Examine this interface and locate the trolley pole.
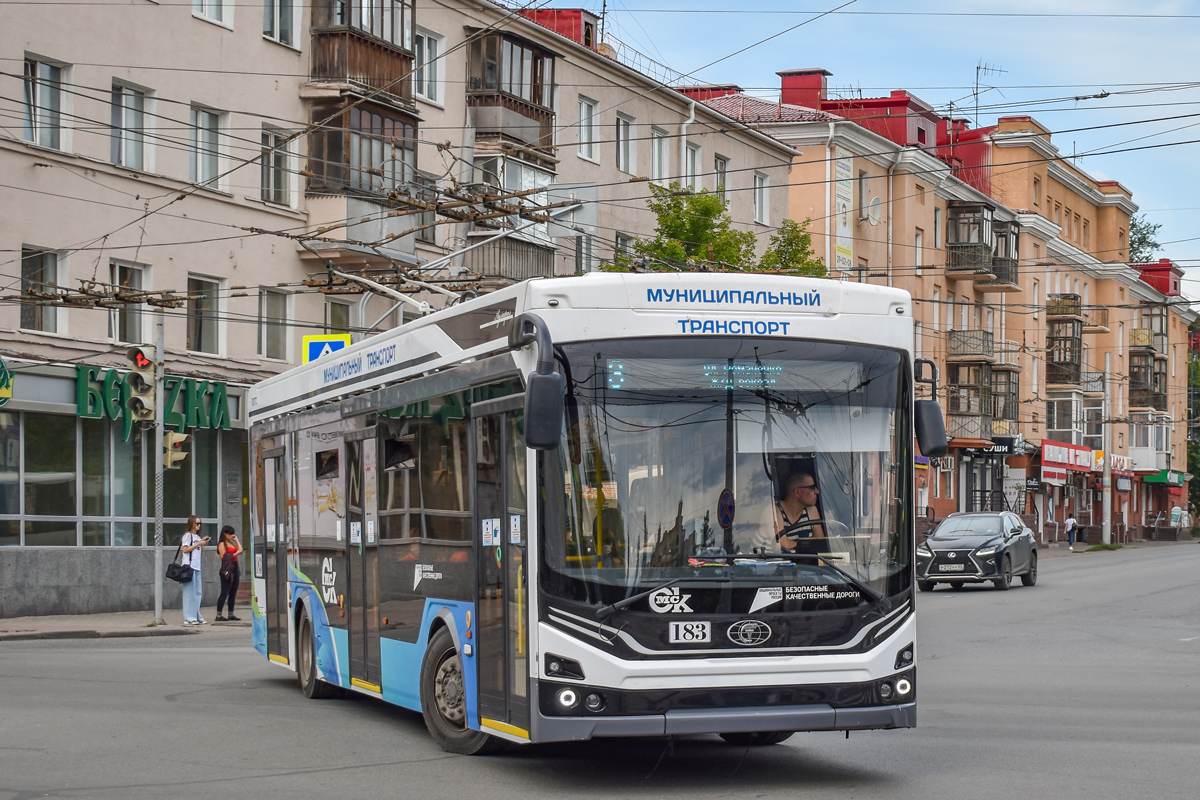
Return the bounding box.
[153,310,166,625]
[1102,352,1113,545]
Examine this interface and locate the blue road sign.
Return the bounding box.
[302,334,352,364]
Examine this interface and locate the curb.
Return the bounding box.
[0,628,196,642]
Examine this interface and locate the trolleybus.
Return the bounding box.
[248,272,947,753]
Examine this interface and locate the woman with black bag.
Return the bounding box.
[215,525,243,622]
[181,515,210,626]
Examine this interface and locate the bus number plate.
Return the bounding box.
[669,621,711,643]
[939,564,965,572]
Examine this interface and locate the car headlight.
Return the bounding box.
[916,544,932,557]
[975,547,998,558]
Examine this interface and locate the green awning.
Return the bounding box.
[1142,469,1185,486]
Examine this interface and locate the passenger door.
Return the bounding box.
[473,398,530,739]
[262,448,289,664]
[345,432,382,691]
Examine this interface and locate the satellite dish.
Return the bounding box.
[868,197,882,226]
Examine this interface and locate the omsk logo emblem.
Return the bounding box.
[0,356,12,407]
[649,586,693,613]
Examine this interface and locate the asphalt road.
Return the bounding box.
[2,544,1198,800]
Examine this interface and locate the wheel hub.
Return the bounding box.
[434,655,466,725]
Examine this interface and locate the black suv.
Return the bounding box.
[916,512,1037,591]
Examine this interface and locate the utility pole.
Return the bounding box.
[153,310,166,625]
[1102,352,1113,545]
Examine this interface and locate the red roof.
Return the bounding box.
[702,94,838,124]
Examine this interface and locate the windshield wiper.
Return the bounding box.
[594,576,731,620]
[703,553,892,612]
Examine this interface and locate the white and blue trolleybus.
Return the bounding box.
[247,272,948,753]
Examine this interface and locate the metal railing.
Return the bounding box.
[946,242,993,274]
[1080,371,1105,394]
[1047,362,1082,385]
[947,329,995,360]
[994,339,1020,369]
[979,256,1018,286]
[1047,293,1082,317]
[1130,327,1168,354]
[310,27,414,104]
[463,236,555,282]
[1082,305,1109,331]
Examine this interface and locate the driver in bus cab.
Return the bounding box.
[770,471,826,553]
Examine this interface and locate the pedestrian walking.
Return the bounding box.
[1065,513,1078,552]
[181,515,210,625]
[215,525,243,621]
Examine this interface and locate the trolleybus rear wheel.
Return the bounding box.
[297,605,339,699]
[719,731,794,746]
[420,627,505,755]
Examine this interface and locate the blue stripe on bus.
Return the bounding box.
[377,600,479,727]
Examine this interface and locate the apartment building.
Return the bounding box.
[698,70,1194,540]
[1,2,793,615]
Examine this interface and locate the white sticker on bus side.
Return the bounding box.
[266,524,275,543]
[350,522,361,544]
[510,515,521,545]
[482,518,494,546]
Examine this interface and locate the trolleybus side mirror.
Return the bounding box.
[509,312,564,451]
[914,358,949,459]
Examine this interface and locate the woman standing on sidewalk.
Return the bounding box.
[215,526,243,621]
[181,515,210,626]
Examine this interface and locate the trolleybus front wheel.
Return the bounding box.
[297,605,339,699]
[420,627,505,755]
[719,731,795,747]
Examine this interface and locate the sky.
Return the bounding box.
[570,0,1200,298]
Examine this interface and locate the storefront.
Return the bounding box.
[1141,469,1189,531]
[1039,440,1093,539]
[959,436,1021,513]
[0,356,249,616]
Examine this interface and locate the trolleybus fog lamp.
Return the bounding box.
[584,693,605,712]
[879,682,894,700]
[547,659,561,674]
[895,678,912,697]
[557,689,578,709]
[895,643,914,669]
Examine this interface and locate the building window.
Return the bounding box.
[23,58,64,150]
[1073,213,1081,243]
[714,154,729,200]
[915,229,924,269]
[1083,219,1090,248]
[109,260,144,344]
[933,206,942,248]
[110,84,146,170]
[20,248,59,333]
[263,0,295,46]
[577,96,596,160]
[190,106,222,188]
[615,115,633,173]
[915,184,925,204]
[186,276,220,354]
[193,0,227,24]
[332,0,414,50]
[258,289,288,361]
[858,169,868,219]
[348,107,415,193]
[685,143,700,191]
[260,127,290,206]
[615,233,635,261]
[1118,229,1126,260]
[650,128,667,183]
[932,290,941,332]
[326,299,353,334]
[753,173,768,224]
[1032,280,1040,319]
[414,29,443,103]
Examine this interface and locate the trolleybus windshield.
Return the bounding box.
[540,337,913,609]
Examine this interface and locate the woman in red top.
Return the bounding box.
[215,526,244,621]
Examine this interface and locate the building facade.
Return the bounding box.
[1,2,792,615]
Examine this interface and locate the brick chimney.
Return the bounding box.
[777,68,831,108]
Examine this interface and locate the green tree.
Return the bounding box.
[757,218,826,276]
[621,182,757,269]
[1128,213,1162,263]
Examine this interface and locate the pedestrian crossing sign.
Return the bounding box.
[302,334,352,364]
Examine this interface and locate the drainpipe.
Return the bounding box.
[680,100,696,186]
[825,122,835,273]
[886,148,902,284]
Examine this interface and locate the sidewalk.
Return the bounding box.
[0,608,251,641]
[1037,537,1196,558]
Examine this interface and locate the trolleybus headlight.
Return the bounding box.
[895,678,912,697]
[557,688,579,709]
[879,682,894,700]
[895,643,914,669]
[584,692,605,712]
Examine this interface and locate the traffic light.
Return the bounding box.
[164,431,191,470]
[125,345,156,422]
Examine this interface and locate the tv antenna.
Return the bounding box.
[974,61,1007,126]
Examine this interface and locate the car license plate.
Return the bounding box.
[939,564,965,572]
[669,621,711,643]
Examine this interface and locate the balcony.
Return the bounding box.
[1128,446,1170,473]
[1081,371,1105,396]
[468,93,556,151]
[1130,387,1167,411]
[1046,362,1081,387]
[310,27,414,106]
[1130,327,1168,355]
[947,413,993,440]
[1082,305,1109,333]
[976,255,1020,292]
[299,194,418,268]
[463,234,556,282]
[946,243,994,279]
[1047,293,1082,318]
[947,329,995,362]
[991,418,1018,436]
[993,339,1021,371]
